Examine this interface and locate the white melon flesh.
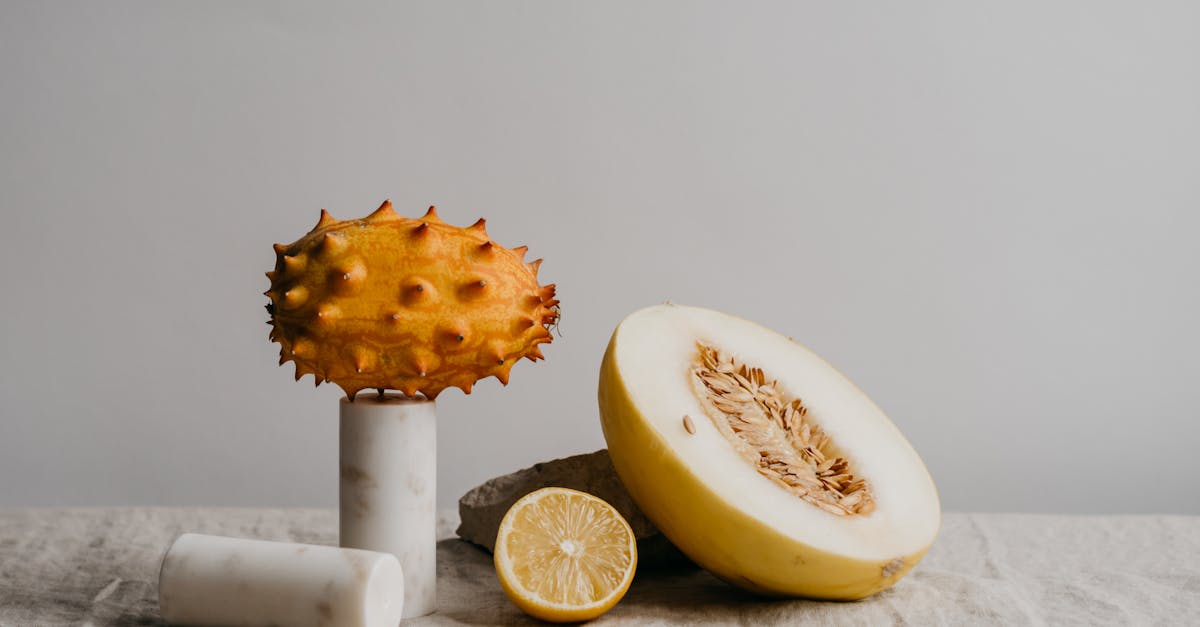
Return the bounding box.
[597,304,939,599]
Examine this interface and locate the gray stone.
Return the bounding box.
[456,449,690,567]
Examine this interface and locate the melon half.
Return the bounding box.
[597,304,939,599]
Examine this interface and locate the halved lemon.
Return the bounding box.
[494,487,638,622]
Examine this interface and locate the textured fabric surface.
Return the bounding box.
[0,508,1197,626]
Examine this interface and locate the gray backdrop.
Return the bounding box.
[2,1,1197,514]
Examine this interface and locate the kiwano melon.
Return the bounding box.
[266,201,558,400]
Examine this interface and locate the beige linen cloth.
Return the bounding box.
[1,508,1197,625]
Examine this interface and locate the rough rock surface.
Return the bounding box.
[456,449,690,567]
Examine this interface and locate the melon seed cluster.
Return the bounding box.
[693,343,874,515]
[265,201,559,400]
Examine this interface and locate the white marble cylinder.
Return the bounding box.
[340,394,437,618]
[158,533,404,627]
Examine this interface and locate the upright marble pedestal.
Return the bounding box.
[340,395,437,619]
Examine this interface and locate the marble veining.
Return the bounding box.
[340,395,438,619]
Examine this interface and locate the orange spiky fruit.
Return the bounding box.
[265,201,559,400]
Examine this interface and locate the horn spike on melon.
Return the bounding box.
[319,232,346,256]
[282,255,305,274]
[366,199,397,222]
